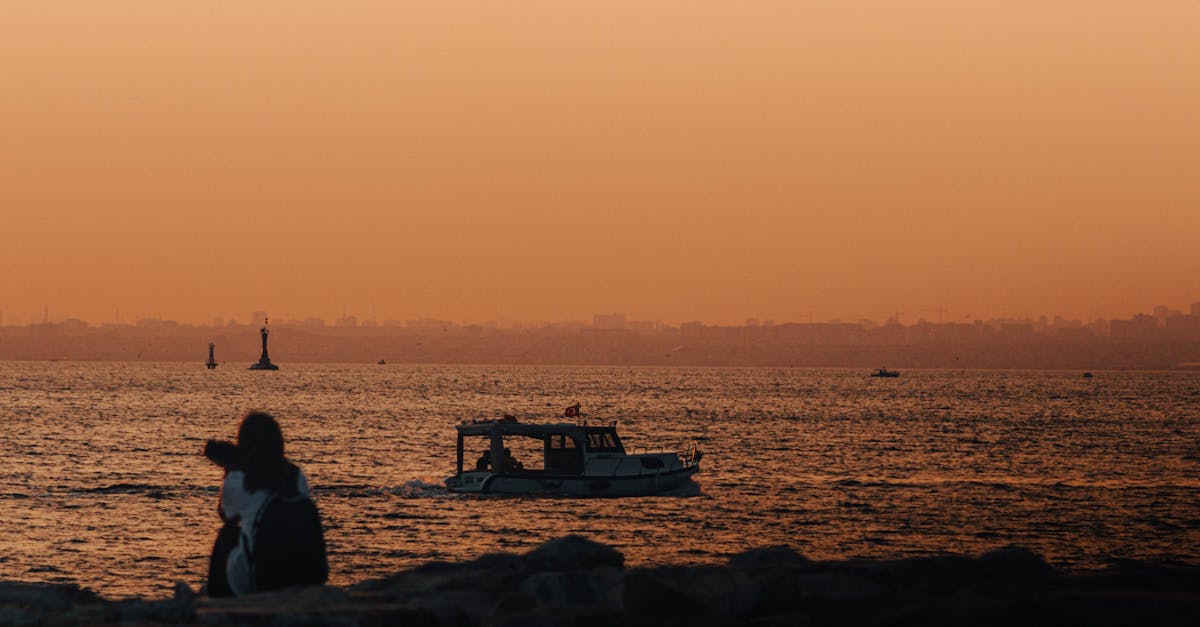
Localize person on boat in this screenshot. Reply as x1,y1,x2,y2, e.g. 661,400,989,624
501,447,523,472
475,449,491,471
205,411,327,597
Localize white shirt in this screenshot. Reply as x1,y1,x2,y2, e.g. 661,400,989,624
220,468,311,596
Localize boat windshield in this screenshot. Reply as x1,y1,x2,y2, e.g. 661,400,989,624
584,428,625,454
548,434,578,450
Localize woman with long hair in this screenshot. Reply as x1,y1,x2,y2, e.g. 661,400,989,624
205,411,326,596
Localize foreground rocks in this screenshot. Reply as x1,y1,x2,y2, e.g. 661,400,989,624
5,536,1199,626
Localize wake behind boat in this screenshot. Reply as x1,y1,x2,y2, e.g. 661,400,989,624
445,405,701,497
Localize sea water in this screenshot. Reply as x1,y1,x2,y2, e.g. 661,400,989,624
1,362,1197,598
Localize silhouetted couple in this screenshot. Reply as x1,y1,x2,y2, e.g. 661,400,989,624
205,412,328,596
475,447,523,472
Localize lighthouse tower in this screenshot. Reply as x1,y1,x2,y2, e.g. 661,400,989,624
206,342,218,369
248,318,280,370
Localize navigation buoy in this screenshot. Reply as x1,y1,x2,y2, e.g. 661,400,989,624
248,319,279,370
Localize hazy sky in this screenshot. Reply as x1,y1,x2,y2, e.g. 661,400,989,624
2,2,1198,326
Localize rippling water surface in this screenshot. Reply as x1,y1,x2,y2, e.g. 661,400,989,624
1,362,1198,598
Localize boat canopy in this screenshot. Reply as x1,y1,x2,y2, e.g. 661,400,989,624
453,419,628,476
455,420,582,439
456,420,624,451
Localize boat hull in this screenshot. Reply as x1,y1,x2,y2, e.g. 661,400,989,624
446,464,699,497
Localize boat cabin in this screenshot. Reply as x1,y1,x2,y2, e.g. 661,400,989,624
454,419,626,478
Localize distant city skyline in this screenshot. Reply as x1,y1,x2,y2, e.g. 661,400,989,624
4,296,1200,369
3,297,1198,330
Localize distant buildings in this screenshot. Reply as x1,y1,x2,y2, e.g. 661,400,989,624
407,318,456,330
4,298,1200,367
1153,305,1182,327
999,322,1035,340
626,320,659,334
1166,314,1200,341
1055,327,1094,341
1110,315,1158,341
593,313,626,330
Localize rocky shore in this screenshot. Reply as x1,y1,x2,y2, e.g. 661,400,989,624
4,536,1199,626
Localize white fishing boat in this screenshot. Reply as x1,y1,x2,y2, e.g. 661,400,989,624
445,408,702,497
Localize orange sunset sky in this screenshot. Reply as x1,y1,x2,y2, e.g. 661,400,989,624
1,2,1198,327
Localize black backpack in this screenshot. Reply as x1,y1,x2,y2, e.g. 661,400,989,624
249,477,329,592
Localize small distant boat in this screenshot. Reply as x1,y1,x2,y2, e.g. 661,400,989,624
445,407,701,497
377,358,386,365
870,368,900,378
1083,372,1094,378
206,343,218,370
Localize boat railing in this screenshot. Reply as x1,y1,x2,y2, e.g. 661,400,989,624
627,446,668,455
679,440,701,467
621,442,702,466
596,444,701,477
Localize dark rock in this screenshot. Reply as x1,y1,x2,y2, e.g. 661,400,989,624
0,582,104,611
197,585,449,626
524,535,625,573
198,602,443,626
0,583,112,627
491,605,623,627
489,591,538,618
353,552,526,596
728,546,809,569
977,546,1056,577
4,538,1199,626
648,565,886,620
174,580,198,601
854,547,1055,595
653,567,759,617
623,570,709,621
743,616,812,627
862,554,980,590
403,589,490,625
54,605,122,625
115,595,196,624
520,567,623,608
471,552,529,578
197,584,348,615
748,571,881,616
